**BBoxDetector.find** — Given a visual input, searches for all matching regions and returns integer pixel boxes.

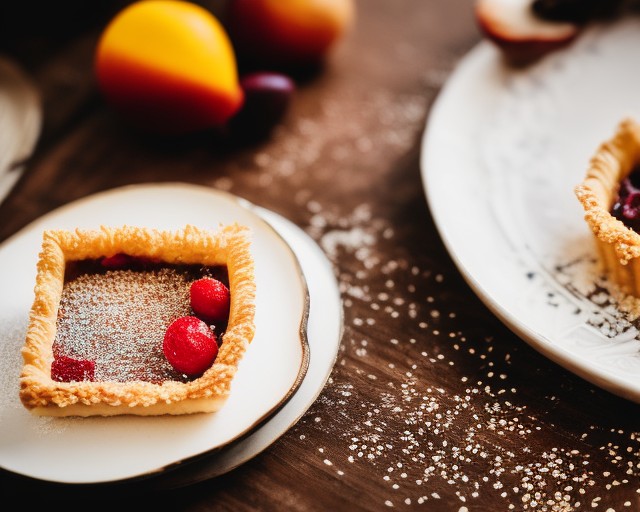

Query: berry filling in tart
[611,166,640,233]
[53,255,230,384]
[20,224,256,417]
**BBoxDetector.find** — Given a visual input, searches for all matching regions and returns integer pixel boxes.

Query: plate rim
[141,205,344,489]
[420,41,640,404]
[0,182,312,483]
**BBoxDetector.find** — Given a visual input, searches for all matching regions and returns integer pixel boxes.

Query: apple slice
[475,0,581,66]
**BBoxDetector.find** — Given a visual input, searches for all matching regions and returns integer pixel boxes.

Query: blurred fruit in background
[475,0,579,66]
[226,0,355,68]
[228,71,295,140]
[95,0,243,134]
[93,0,357,139]
[475,0,631,67]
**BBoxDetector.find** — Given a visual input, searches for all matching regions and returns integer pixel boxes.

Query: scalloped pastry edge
[19,224,256,417]
[575,117,640,296]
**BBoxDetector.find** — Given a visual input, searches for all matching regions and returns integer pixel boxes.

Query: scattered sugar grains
[237,81,428,193]
[288,205,640,509]
[209,46,640,507]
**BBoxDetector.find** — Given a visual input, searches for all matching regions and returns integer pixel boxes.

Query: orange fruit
[96,0,243,134]
[227,0,355,67]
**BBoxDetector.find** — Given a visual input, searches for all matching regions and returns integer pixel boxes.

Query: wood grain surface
[1,1,639,511]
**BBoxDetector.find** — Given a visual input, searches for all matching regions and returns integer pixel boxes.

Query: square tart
[575,118,640,296]
[19,224,256,417]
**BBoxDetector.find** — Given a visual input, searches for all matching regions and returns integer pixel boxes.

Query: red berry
[190,277,230,323]
[163,316,219,376]
[51,356,95,382]
[101,253,161,269]
[101,253,132,268]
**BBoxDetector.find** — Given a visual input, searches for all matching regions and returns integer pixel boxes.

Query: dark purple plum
[228,71,295,141]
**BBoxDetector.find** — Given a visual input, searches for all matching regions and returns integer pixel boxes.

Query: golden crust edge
[28,395,230,417]
[19,223,256,416]
[574,118,640,294]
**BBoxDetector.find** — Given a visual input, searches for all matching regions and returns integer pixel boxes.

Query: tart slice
[575,118,640,295]
[19,224,256,417]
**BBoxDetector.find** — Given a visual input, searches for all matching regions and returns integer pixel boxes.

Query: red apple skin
[475,0,581,66]
[478,21,578,66]
[226,0,355,67]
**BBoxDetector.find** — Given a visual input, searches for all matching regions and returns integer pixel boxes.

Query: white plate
[421,18,640,404]
[147,206,343,488]
[0,183,313,484]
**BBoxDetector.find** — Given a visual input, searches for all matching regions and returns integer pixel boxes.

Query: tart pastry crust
[19,224,256,416]
[575,118,640,295]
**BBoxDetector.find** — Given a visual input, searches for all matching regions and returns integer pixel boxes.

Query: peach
[95,0,243,134]
[226,0,355,67]
[475,0,580,66]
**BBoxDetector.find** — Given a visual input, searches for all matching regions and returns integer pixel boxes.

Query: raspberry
[100,253,132,268]
[51,356,96,382]
[190,277,230,323]
[163,316,219,376]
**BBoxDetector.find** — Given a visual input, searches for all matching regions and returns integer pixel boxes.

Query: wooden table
[1,1,639,510]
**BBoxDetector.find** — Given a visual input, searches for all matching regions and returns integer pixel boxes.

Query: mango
[226,0,355,67]
[95,0,243,134]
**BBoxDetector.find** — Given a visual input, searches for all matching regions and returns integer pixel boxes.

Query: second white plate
[421,18,640,403]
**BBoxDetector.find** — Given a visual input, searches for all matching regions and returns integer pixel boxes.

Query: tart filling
[575,118,640,295]
[54,259,229,384]
[19,224,256,417]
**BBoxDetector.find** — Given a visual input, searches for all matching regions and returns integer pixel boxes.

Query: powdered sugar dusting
[55,266,195,383]
[0,316,69,435]
[234,66,640,501]
[215,80,429,200]
[0,318,29,419]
